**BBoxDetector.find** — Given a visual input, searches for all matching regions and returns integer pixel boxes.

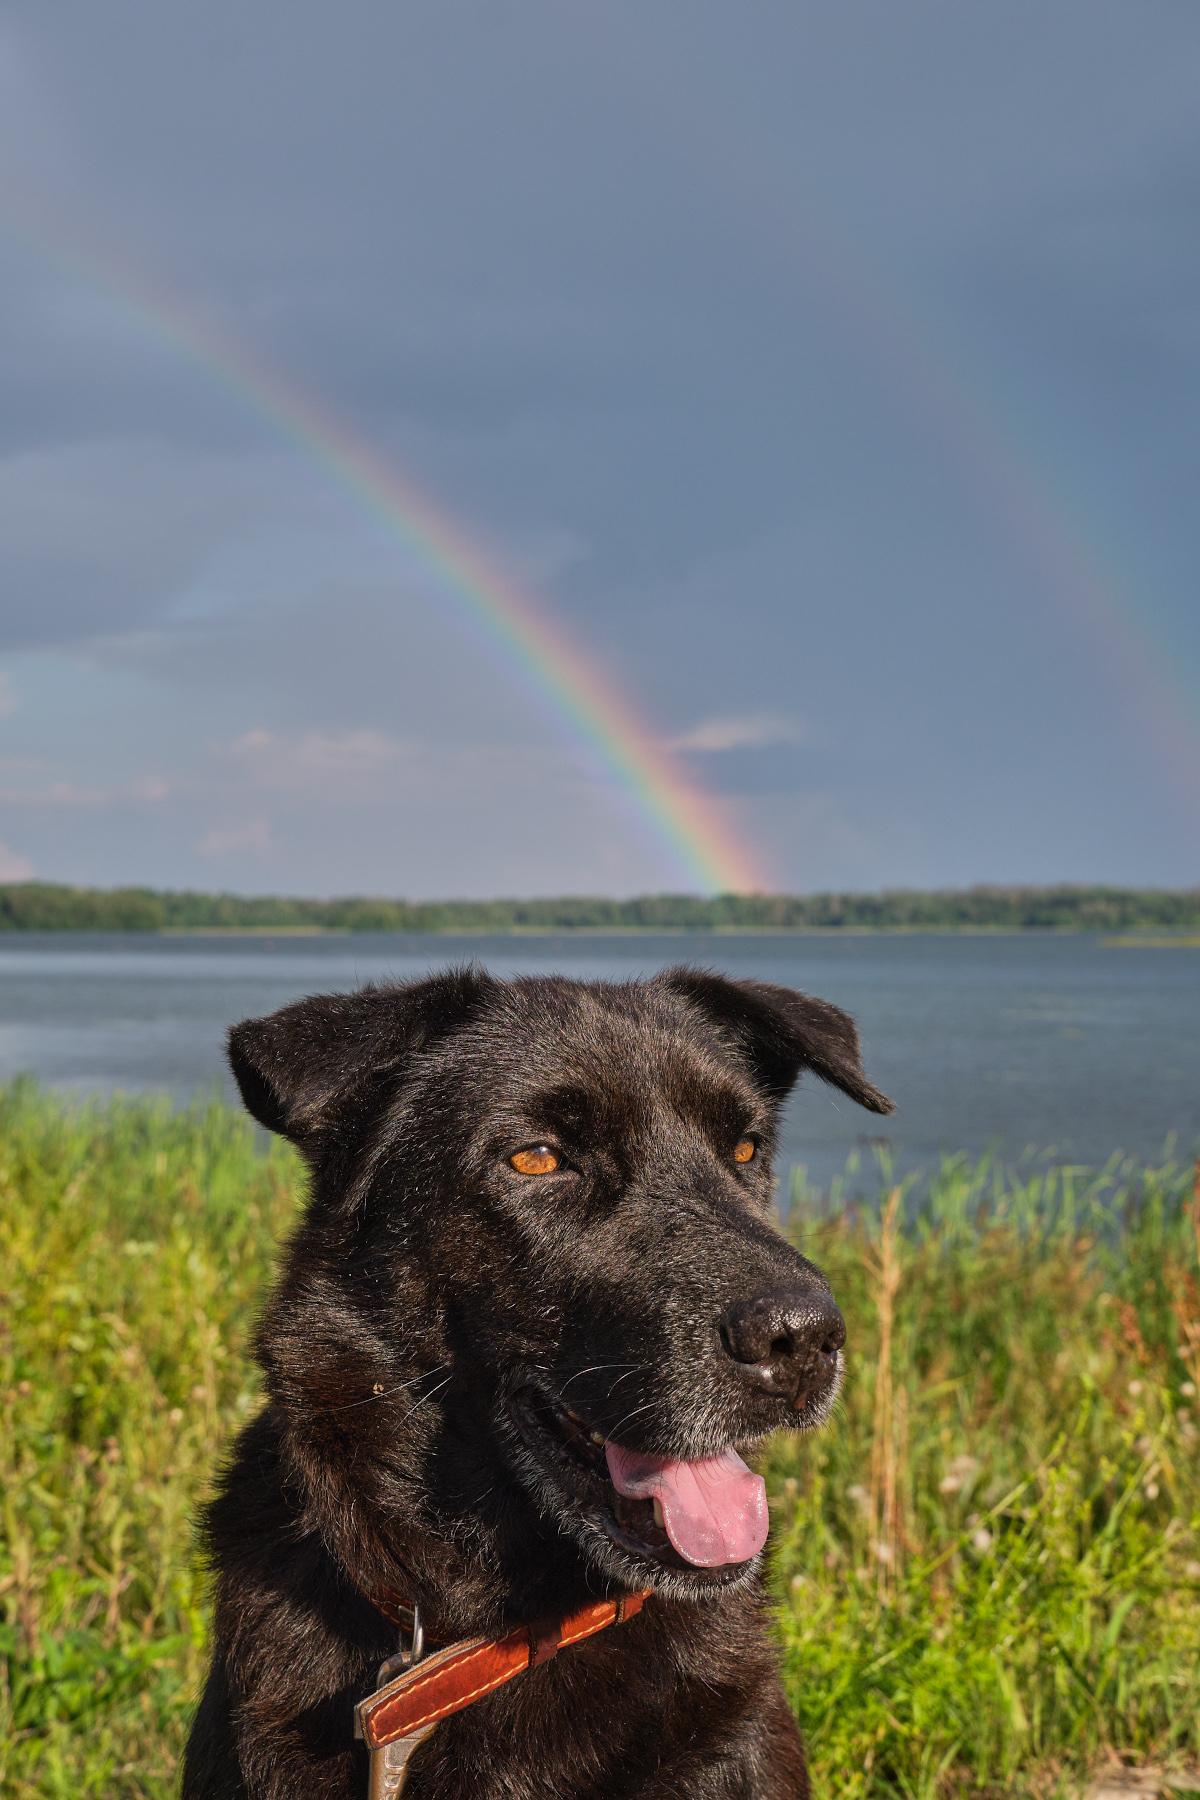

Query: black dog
[183,967,891,1798]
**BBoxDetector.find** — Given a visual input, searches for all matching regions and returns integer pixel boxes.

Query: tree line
[0,881,1197,932]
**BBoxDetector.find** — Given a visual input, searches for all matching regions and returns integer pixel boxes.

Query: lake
[1,931,1196,1192]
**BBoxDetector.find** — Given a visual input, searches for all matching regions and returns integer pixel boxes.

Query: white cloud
[130,775,170,802]
[668,713,805,754]
[0,774,169,808]
[197,818,273,858]
[0,839,34,881]
[225,727,411,792]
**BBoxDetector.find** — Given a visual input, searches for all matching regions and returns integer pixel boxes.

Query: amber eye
[509,1145,561,1176]
[733,1138,756,1165]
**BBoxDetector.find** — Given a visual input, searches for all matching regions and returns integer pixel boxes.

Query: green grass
[1,1083,1197,1797]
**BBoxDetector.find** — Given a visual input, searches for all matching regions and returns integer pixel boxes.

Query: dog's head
[230,967,892,1603]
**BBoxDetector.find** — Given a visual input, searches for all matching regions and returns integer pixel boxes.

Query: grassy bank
[1,1087,1197,1797]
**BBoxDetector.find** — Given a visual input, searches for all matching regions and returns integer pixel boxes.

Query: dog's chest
[399,1635,757,1799]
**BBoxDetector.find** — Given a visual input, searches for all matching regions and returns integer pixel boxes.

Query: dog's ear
[228,966,494,1147]
[662,967,894,1114]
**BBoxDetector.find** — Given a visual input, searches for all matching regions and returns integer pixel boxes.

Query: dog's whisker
[319,1365,451,1414]
[396,1372,454,1428]
[445,1482,499,1510]
[558,1362,642,1394]
[604,1400,654,1443]
[604,1364,651,1396]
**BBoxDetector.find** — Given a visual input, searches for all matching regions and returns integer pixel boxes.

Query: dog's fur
[183,967,892,1798]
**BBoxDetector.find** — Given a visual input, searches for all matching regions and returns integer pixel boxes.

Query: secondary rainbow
[805,224,1200,818]
[2,207,770,895]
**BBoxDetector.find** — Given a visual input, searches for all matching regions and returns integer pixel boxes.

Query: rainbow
[8,171,1196,884]
[585,29,1200,826]
[0,207,770,895]
[805,227,1200,820]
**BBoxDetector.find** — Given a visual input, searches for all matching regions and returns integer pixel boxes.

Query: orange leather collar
[357,1590,649,1753]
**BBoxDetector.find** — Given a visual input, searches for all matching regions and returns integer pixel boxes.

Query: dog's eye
[733,1138,756,1165]
[509,1145,561,1176]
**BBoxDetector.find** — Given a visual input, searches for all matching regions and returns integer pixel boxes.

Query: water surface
[1,931,1195,1191]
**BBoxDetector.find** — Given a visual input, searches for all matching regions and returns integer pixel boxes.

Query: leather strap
[370,1589,443,1644]
[357,1590,649,1751]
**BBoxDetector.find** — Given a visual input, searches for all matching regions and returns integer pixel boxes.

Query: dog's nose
[720,1287,845,1407]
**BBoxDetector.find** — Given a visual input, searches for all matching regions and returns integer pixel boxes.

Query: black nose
[720,1286,845,1408]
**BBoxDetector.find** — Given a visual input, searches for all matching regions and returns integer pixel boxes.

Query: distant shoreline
[156,925,353,937]
[154,925,1200,940]
[2,881,1198,936]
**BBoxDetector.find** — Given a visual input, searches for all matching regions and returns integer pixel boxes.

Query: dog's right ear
[227,966,494,1148]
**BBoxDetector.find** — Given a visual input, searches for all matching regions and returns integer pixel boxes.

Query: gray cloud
[0,1,1197,892]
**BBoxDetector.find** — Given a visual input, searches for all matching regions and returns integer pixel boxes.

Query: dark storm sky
[1,2,1197,894]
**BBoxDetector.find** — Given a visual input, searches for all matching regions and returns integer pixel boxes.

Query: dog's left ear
[662,967,894,1114]
[228,966,495,1149]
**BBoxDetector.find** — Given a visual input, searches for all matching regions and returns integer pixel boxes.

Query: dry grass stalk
[866,1186,906,1599]
[1175,1161,1200,1389]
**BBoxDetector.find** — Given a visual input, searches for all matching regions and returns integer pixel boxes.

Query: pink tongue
[604,1441,768,1568]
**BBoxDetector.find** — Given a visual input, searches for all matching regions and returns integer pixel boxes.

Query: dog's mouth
[507,1384,768,1587]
